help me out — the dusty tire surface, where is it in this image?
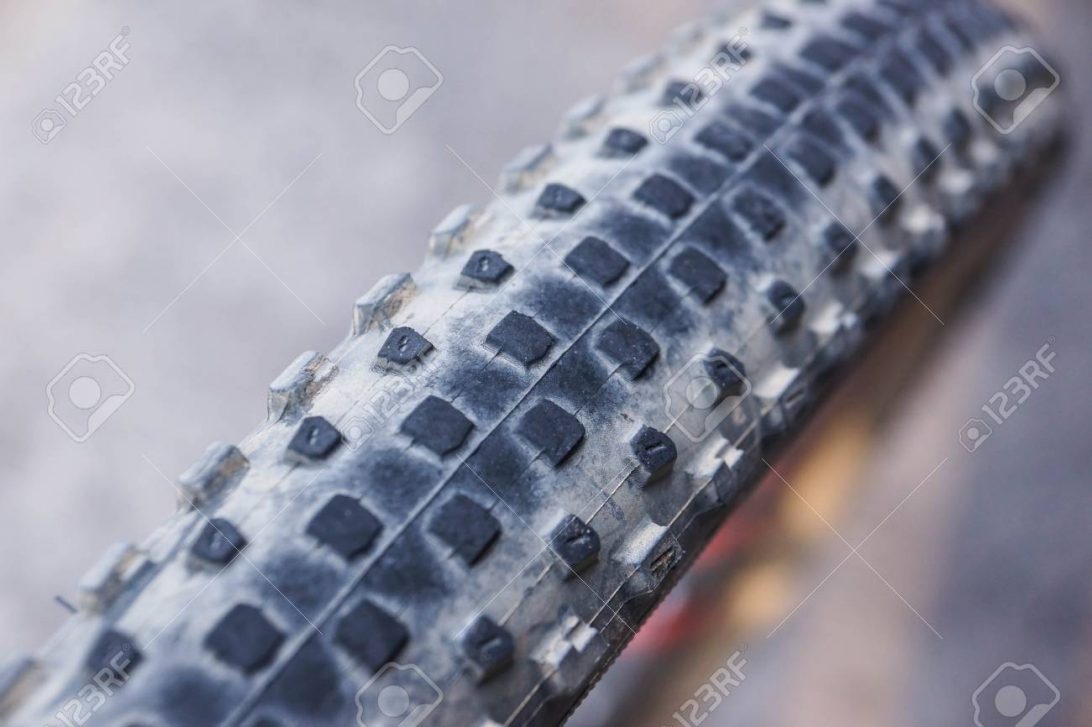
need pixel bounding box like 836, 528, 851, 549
0, 0, 1063, 725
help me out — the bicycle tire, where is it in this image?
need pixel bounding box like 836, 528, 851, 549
0, 1, 1064, 725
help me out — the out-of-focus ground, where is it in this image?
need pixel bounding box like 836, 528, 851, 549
1, 1, 1089, 726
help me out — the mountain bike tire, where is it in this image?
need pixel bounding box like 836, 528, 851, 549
0, 0, 1064, 725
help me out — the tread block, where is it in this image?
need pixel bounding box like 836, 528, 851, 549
766, 280, 806, 332
377, 327, 433, 369
461, 616, 515, 682
564, 236, 630, 287
205, 604, 284, 673
943, 109, 973, 149
633, 174, 694, 220
630, 426, 677, 477
800, 36, 857, 72
334, 599, 408, 672
460, 250, 513, 288
602, 127, 648, 157
695, 121, 753, 162
704, 349, 748, 397
879, 49, 924, 104
485, 311, 555, 366
732, 188, 786, 241
760, 11, 793, 30
538, 346, 610, 406
192, 518, 247, 565
86, 629, 142, 675
822, 222, 858, 264
803, 109, 844, 147
669, 247, 726, 302
870, 174, 902, 218
306, 494, 382, 560
785, 136, 837, 187
661, 79, 704, 108
842, 11, 892, 39
549, 514, 600, 575
750, 76, 802, 114
845, 73, 892, 115
535, 183, 586, 216
731, 106, 780, 138
286, 416, 342, 463
911, 137, 941, 177
596, 319, 660, 379
836, 96, 881, 142
915, 26, 953, 74
428, 494, 500, 564
517, 400, 585, 466
401, 396, 474, 455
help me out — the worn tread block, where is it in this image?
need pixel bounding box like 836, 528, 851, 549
730, 106, 780, 138
695, 121, 753, 162
803, 108, 844, 147
192, 518, 247, 565
549, 515, 600, 574
205, 605, 284, 673
760, 11, 792, 30
428, 494, 500, 564
800, 36, 857, 72
485, 311, 555, 367
669, 247, 726, 302
688, 205, 753, 263
538, 346, 610, 407
775, 65, 824, 95
306, 494, 382, 560
661, 79, 704, 108
401, 396, 474, 455
785, 136, 837, 187
286, 416, 342, 464
766, 280, 806, 332
911, 136, 941, 177
836, 96, 881, 142
466, 432, 531, 496
602, 128, 648, 157
879, 49, 924, 104
750, 76, 802, 114
461, 616, 515, 682
842, 11, 892, 39
822, 222, 858, 265
564, 237, 629, 287
943, 109, 973, 149
86, 629, 142, 675
527, 277, 601, 338
517, 400, 585, 466
377, 327, 433, 369
845, 73, 892, 116
732, 188, 785, 241
334, 599, 408, 672
633, 174, 694, 220
535, 183, 586, 216
262, 635, 345, 719
915, 26, 953, 74
596, 319, 660, 379
630, 426, 677, 477
704, 349, 748, 397
870, 174, 902, 218
459, 250, 513, 288
667, 155, 728, 195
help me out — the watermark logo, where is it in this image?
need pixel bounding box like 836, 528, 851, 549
972, 662, 1059, 727
355, 46, 443, 134
664, 351, 751, 443
971, 46, 1059, 135
959, 340, 1055, 453
32, 28, 131, 144
664, 650, 747, 727
356, 663, 442, 727
46, 354, 135, 443
43, 647, 134, 727
649, 29, 749, 145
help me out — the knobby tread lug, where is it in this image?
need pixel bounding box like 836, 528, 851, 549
10, 1, 1063, 725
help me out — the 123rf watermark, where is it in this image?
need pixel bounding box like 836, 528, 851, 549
960, 340, 1056, 453
973, 662, 1059, 727
355, 46, 442, 134
661, 650, 747, 727
43, 647, 135, 727
649, 29, 750, 145
356, 663, 442, 727
46, 354, 135, 443
32, 28, 132, 144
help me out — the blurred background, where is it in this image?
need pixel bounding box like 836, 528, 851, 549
1, 1, 1088, 725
